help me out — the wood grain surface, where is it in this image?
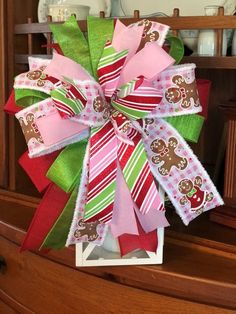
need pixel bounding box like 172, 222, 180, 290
1, 236, 235, 314
1, 206, 236, 311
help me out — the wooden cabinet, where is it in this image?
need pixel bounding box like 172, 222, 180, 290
0, 1, 236, 312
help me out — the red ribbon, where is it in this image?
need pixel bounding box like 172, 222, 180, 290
19, 150, 60, 193
20, 183, 71, 252
118, 217, 158, 256
4, 90, 22, 115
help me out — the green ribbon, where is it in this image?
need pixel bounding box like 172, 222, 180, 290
164, 114, 204, 143
47, 139, 87, 193
50, 15, 92, 74
15, 89, 49, 107
166, 34, 184, 65
41, 187, 78, 249
87, 16, 114, 78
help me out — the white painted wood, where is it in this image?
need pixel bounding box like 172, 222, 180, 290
76, 186, 165, 267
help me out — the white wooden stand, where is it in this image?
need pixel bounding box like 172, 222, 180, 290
76, 187, 165, 267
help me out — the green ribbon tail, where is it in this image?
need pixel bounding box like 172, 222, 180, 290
41, 187, 78, 249
50, 16, 92, 74
87, 16, 114, 78
47, 139, 88, 193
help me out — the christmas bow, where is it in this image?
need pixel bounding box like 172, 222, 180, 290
9, 16, 223, 254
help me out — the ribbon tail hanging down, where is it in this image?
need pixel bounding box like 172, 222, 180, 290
118, 128, 165, 216
144, 118, 224, 225
83, 121, 118, 223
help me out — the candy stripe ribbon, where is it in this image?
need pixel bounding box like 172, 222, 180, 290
83, 121, 118, 223
118, 130, 164, 214
51, 80, 87, 118
97, 41, 128, 99
82, 40, 166, 222
112, 78, 162, 120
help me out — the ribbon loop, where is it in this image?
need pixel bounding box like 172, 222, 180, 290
97, 41, 128, 100
51, 79, 87, 118
112, 77, 162, 120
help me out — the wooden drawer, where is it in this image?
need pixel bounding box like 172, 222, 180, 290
1, 235, 236, 314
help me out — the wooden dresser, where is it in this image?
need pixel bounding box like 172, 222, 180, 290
0, 1, 236, 313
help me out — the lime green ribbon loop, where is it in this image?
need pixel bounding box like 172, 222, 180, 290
50, 15, 92, 74
15, 89, 49, 107
87, 16, 114, 78
47, 139, 87, 193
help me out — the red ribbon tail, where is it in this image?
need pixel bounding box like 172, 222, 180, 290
20, 183, 71, 252
19, 150, 60, 193
4, 90, 22, 115
118, 217, 158, 256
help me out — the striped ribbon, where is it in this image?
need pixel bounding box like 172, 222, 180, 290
83, 42, 164, 222
118, 128, 164, 214
97, 41, 128, 100
50, 40, 165, 223
51, 80, 87, 118
112, 78, 162, 120
83, 121, 118, 223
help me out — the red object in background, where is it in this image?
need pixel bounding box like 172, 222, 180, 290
196, 79, 212, 120
19, 150, 60, 193
41, 43, 64, 55
4, 90, 22, 115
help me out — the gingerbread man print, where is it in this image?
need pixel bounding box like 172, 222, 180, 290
27, 66, 59, 87
18, 113, 43, 144
93, 95, 110, 119
150, 137, 188, 176
178, 176, 214, 214
137, 19, 160, 51
138, 118, 154, 136
74, 219, 100, 242
165, 75, 200, 109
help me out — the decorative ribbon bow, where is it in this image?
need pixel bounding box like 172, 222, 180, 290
10, 16, 223, 253
50, 40, 168, 225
